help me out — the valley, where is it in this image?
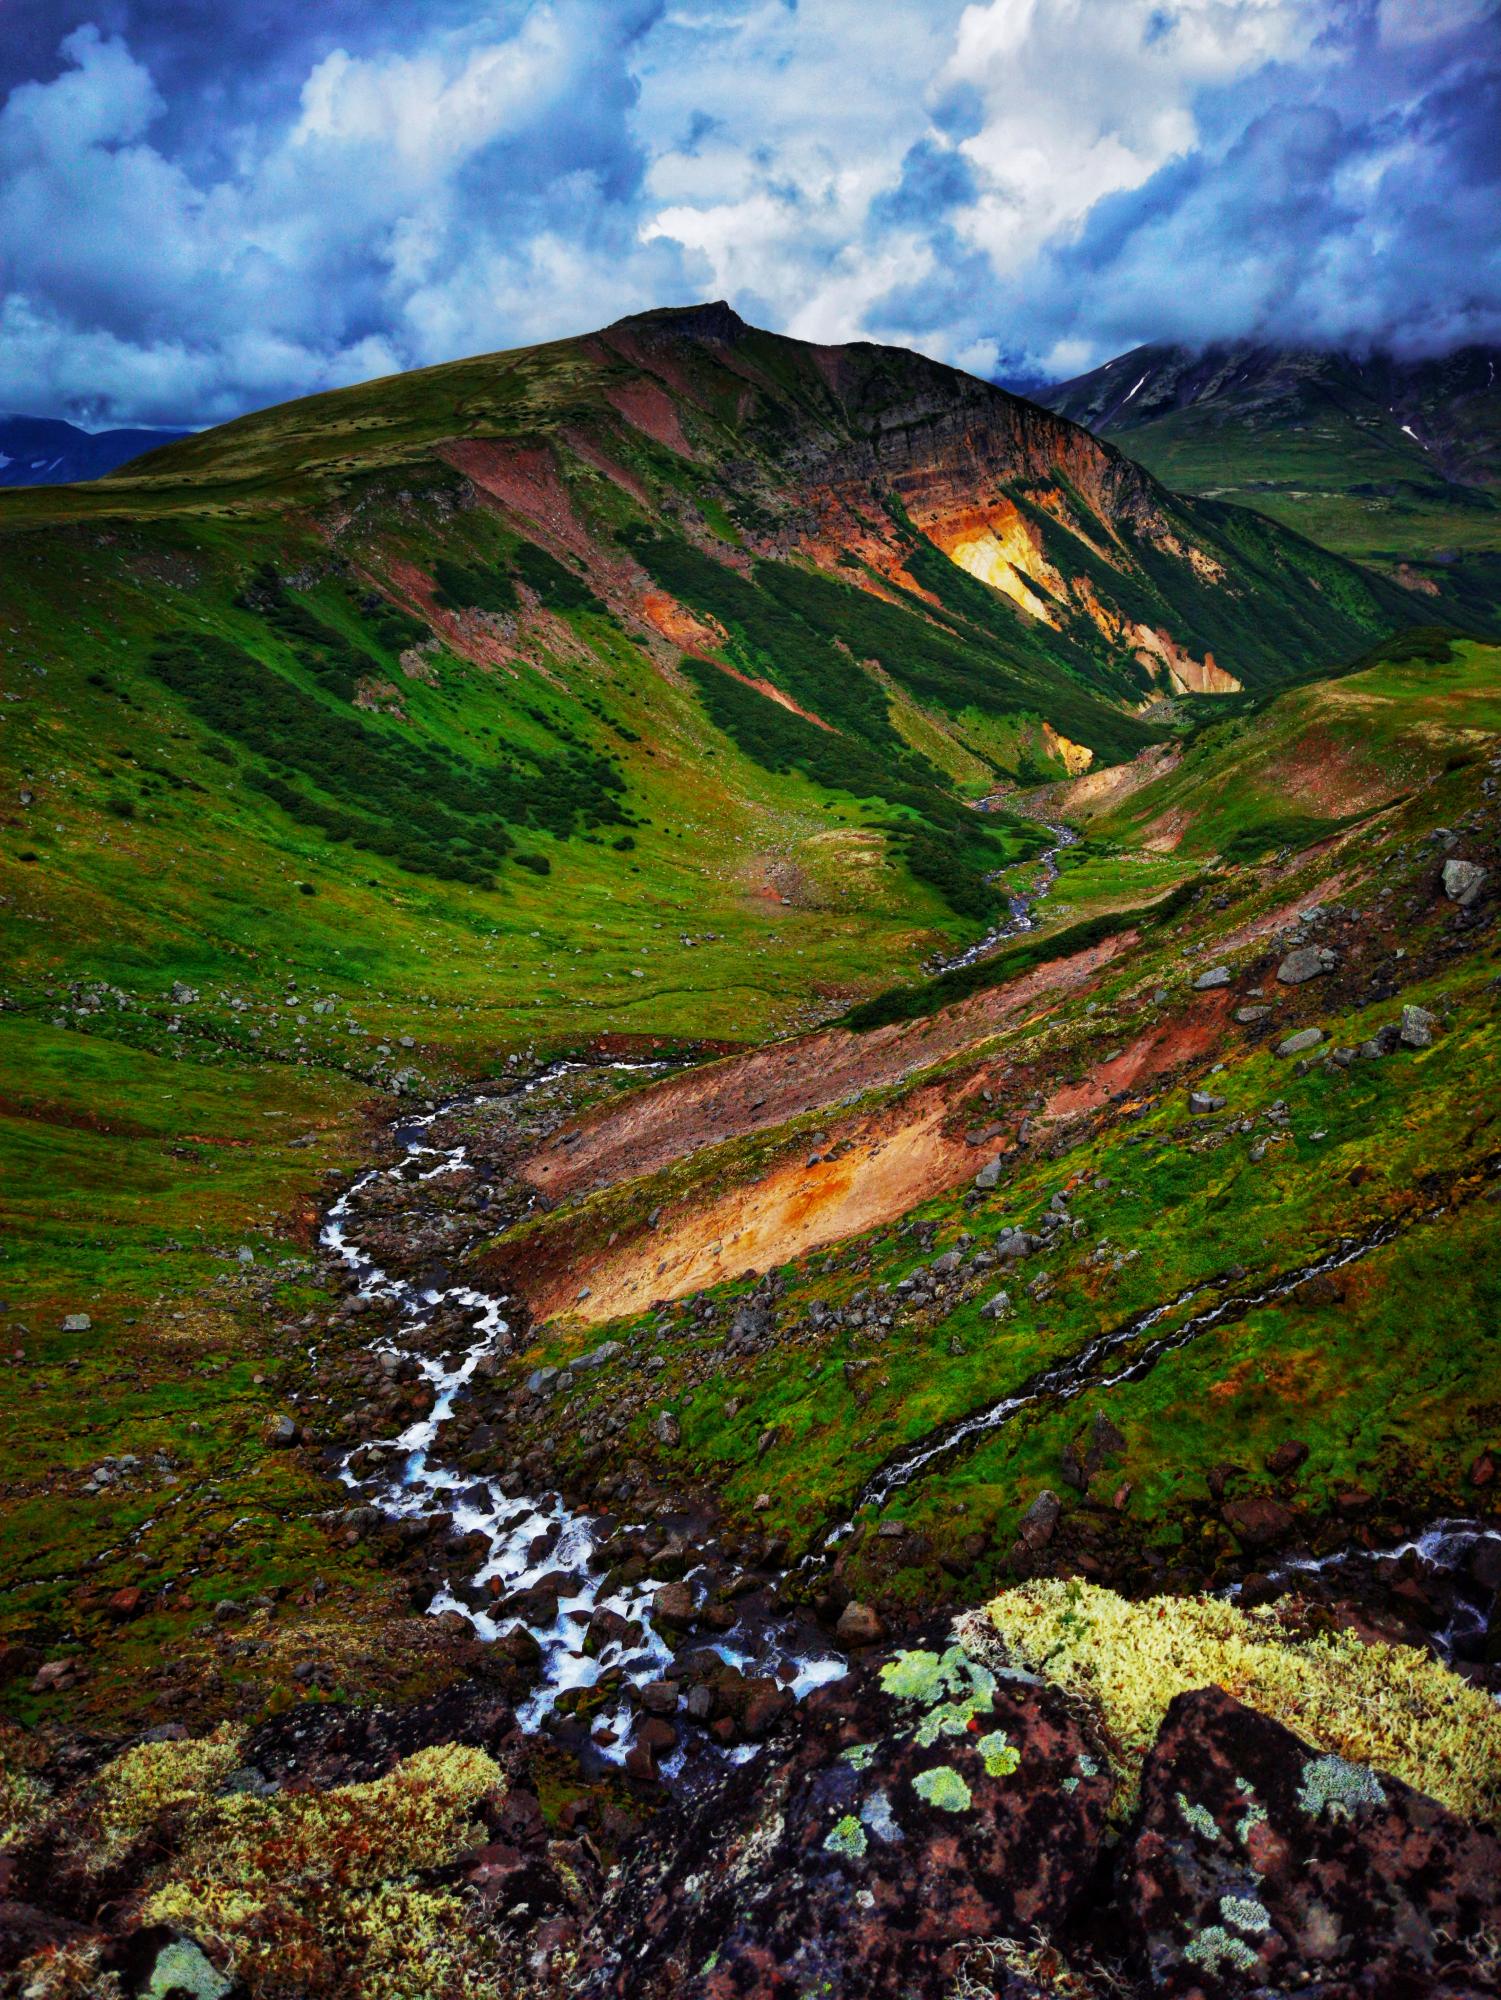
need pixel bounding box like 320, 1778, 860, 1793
1, 308, 1499, 2000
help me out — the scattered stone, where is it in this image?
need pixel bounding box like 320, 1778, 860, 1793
266, 1415, 299, 1448
1234, 1005, 1271, 1024
1193, 967, 1231, 990
974, 1156, 1004, 1191
61, 1313, 91, 1333
1275, 1027, 1324, 1057
1188, 1091, 1226, 1115
652, 1410, 681, 1449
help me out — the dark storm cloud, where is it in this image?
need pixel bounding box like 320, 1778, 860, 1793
0, 0, 1496, 425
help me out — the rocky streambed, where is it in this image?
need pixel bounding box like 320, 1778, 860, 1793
319, 1059, 846, 1785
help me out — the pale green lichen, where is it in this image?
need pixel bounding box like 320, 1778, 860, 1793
1221, 1894, 1272, 1935
1297, 1754, 1385, 1822
142, 1941, 232, 2000
1184, 1925, 1260, 1974
1176, 1792, 1221, 1842
840, 1742, 878, 1772
976, 1730, 1021, 1777
823, 1814, 868, 1860
860, 1789, 903, 1845
913, 1766, 973, 1812
880, 1645, 995, 1709
1077, 1753, 1100, 1778
914, 1694, 993, 1746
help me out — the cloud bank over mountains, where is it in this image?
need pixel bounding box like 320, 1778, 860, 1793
2, 0, 1497, 425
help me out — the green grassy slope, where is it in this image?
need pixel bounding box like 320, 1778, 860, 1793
0, 312, 1471, 1740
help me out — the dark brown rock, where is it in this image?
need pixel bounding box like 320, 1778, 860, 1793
1128, 1684, 1501, 1997
834, 1599, 885, 1647
1221, 1492, 1297, 1549
1264, 1440, 1309, 1478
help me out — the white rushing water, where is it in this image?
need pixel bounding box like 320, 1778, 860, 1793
320, 1062, 845, 1770
929, 822, 1080, 977
1237, 1517, 1501, 1667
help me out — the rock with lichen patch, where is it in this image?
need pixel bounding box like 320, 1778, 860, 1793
1128, 1685, 1501, 1997
573, 1627, 1112, 1998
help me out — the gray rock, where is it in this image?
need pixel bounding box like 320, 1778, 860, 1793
525, 1366, 559, 1396
653, 1409, 682, 1448
1193, 966, 1231, 990
1276, 946, 1332, 986
1442, 857, 1487, 905
267, 1415, 299, 1447
61, 1313, 91, 1332
573, 1340, 623, 1372
974, 1156, 1004, 1191
1188, 1092, 1226, 1115
1276, 1027, 1325, 1057
1400, 1004, 1436, 1049
979, 1290, 1012, 1320
1235, 1005, 1271, 1024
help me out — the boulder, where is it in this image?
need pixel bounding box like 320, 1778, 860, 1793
1400, 1003, 1436, 1049
651, 1581, 695, 1627
1019, 1489, 1062, 1551
834, 1599, 886, 1647
1442, 857, 1487, 905
1276, 947, 1331, 986
1188, 1091, 1226, 1115
974, 1156, 1005, 1191
577, 1632, 1112, 1998
1221, 1493, 1297, 1549
1193, 967, 1231, 990
1128, 1685, 1501, 1997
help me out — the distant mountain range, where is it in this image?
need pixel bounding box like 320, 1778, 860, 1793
1038, 344, 1501, 600
0, 414, 190, 487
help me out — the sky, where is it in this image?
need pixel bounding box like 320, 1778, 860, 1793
1, 0, 1498, 427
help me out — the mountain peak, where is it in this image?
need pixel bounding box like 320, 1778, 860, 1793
607, 299, 750, 347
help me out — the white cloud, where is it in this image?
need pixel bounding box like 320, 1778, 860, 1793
0, 0, 1495, 424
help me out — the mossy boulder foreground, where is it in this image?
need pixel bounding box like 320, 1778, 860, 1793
2, 1589, 1501, 1994
569, 1592, 1501, 1998
576, 1632, 1114, 1998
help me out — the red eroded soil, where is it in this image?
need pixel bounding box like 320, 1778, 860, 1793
434, 439, 597, 560
512, 951, 1246, 1326
1041, 991, 1232, 1120
520, 931, 1138, 1209
604, 378, 697, 459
